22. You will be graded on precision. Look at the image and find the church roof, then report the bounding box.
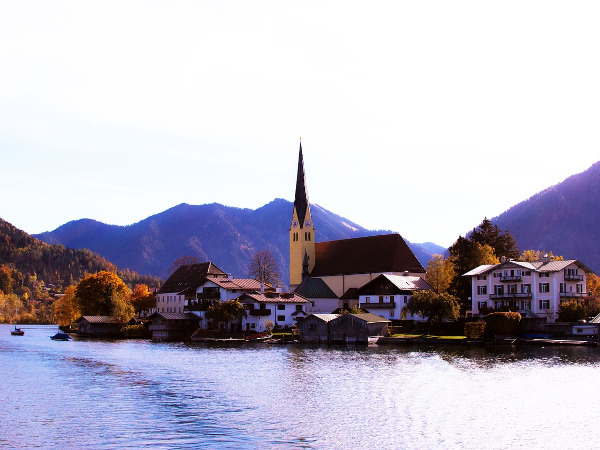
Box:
[311,233,425,277]
[158,262,226,295]
[294,277,338,299]
[294,142,310,228]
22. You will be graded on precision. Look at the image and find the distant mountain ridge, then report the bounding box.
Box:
[492,161,600,273]
[35,199,445,285]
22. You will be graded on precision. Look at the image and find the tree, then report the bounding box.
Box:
[129,284,156,315]
[469,218,520,260]
[54,285,80,326]
[583,273,600,318]
[521,250,564,262]
[401,290,460,333]
[205,300,247,331]
[426,254,455,293]
[557,300,585,322]
[75,271,134,321]
[248,250,282,287]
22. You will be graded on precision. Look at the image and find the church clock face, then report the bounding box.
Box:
[304,220,311,228]
[292,220,298,228]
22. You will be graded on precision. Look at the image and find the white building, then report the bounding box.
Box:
[356,273,434,321]
[237,292,310,332]
[463,258,593,321]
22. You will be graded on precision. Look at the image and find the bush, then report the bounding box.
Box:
[485,312,521,338]
[557,300,585,322]
[121,324,150,338]
[464,322,486,339]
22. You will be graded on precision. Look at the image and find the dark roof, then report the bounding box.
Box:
[311,234,425,277]
[78,316,125,324]
[294,277,338,299]
[238,292,310,304]
[339,288,359,300]
[294,142,310,228]
[356,274,433,295]
[149,312,199,321]
[158,262,226,295]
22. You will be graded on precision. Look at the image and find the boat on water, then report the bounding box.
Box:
[245,332,273,342]
[50,328,71,341]
[11,326,24,336]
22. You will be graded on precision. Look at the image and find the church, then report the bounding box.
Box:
[290,142,428,310]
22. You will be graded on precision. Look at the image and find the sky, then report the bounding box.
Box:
[1,1,599,248]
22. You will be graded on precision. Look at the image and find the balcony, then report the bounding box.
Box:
[490,292,533,299]
[559,292,587,298]
[500,275,521,282]
[249,308,272,316]
[197,291,220,300]
[360,302,396,309]
[564,274,584,281]
[186,301,213,312]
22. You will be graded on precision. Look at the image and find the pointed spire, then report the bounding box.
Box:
[302,250,310,282]
[294,139,309,228]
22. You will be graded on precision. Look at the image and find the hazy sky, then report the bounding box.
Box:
[1,1,599,248]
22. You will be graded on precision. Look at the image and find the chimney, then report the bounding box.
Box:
[228,273,233,282]
[260,282,265,294]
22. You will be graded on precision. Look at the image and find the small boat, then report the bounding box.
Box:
[245,332,273,342]
[50,329,71,341]
[11,326,24,336]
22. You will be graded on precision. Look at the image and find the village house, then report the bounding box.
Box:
[155,262,227,314]
[356,273,434,321]
[328,313,390,344]
[298,314,339,344]
[185,275,265,328]
[237,291,310,332]
[464,257,593,322]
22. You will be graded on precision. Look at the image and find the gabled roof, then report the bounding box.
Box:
[294,277,338,299]
[149,312,199,321]
[330,313,390,324]
[158,262,226,295]
[238,292,310,304]
[462,259,593,277]
[311,234,425,277]
[339,288,359,300]
[78,316,124,324]
[307,313,339,322]
[208,278,263,291]
[356,274,433,295]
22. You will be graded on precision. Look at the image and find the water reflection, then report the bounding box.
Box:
[2,325,600,449]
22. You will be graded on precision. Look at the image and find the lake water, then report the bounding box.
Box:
[1,324,599,449]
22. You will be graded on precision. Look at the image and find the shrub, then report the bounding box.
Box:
[121,324,150,338]
[557,300,585,322]
[464,322,486,339]
[485,312,521,338]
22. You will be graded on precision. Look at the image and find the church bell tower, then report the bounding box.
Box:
[289,140,315,288]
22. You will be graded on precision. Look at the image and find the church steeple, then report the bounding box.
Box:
[289,139,315,288]
[294,141,309,228]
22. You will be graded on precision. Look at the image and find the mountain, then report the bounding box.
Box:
[35,199,444,284]
[0,218,160,291]
[491,161,600,273]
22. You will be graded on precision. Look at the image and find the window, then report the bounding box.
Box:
[577,284,583,293]
[365,296,370,303]
[277,315,285,322]
[494,285,504,295]
[539,272,549,278]
[508,284,517,294]
[477,275,487,280]
[296,305,303,311]
[524,271,531,276]
[404,296,408,304]
[277,304,285,310]
[478,301,487,310]
[539,283,550,293]
[539,300,550,310]
[389,295,394,303]
[379,296,384,303]
[390,311,394,318]
[522,284,531,294]
[477,286,487,295]
[560,283,566,293]
[494,273,502,278]
[251,323,256,329]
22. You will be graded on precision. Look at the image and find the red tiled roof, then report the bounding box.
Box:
[239,292,310,304]
[311,234,425,277]
[210,278,263,291]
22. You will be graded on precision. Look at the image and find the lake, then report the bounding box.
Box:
[1,324,599,449]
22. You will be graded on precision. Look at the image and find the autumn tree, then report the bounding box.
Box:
[54,285,80,326]
[426,254,455,293]
[129,284,156,315]
[401,290,460,333]
[584,273,600,318]
[248,250,282,287]
[75,271,134,321]
[557,300,585,322]
[521,250,564,262]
